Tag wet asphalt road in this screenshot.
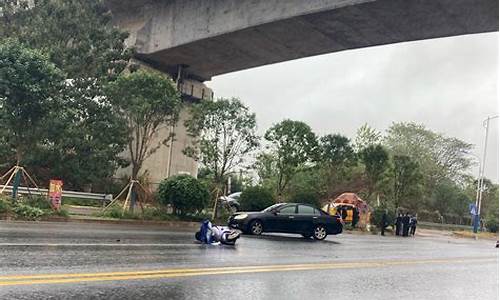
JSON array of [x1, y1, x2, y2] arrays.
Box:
[[0, 221, 497, 300]]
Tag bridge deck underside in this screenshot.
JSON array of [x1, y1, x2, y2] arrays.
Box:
[[136, 0, 498, 81]]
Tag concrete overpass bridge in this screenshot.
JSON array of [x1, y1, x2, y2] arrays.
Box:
[[107, 0, 498, 183], [110, 0, 497, 83]]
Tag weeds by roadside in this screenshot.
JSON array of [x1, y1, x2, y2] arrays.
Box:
[[452, 230, 498, 240], [0, 196, 69, 221], [95, 204, 211, 223]]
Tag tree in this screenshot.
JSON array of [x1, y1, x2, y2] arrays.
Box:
[[184, 98, 259, 214], [390, 155, 423, 212], [106, 70, 181, 180], [290, 190, 321, 207], [0, 40, 63, 164], [354, 123, 382, 152], [318, 134, 357, 196], [385, 122, 473, 185], [240, 186, 275, 211], [1, 0, 131, 81], [1, 0, 133, 189], [286, 167, 324, 206], [158, 175, 210, 216], [431, 179, 468, 217], [263, 120, 318, 201], [319, 134, 356, 168], [359, 145, 390, 201]]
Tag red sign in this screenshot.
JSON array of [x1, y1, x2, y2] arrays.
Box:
[[49, 180, 63, 211]]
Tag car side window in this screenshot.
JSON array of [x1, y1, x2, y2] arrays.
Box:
[[313, 208, 322, 216], [278, 205, 296, 214], [297, 205, 316, 215]]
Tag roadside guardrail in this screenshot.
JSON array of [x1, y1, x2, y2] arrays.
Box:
[[0, 185, 113, 206]]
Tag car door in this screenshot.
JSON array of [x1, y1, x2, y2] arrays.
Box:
[[293, 205, 321, 234], [266, 204, 297, 233]]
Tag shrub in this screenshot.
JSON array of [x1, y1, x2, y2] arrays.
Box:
[[158, 175, 210, 215], [240, 186, 275, 211], [63, 197, 103, 207], [418, 210, 442, 223], [53, 209, 69, 218], [0, 197, 11, 214], [12, 203, 45, 220], [442, 213, 465, 225], [24, 196, 52, 210], [289, 190, 320, 207], [485, 214, 499, 233]]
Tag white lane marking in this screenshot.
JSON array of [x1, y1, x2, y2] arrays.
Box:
[[0, 243, 200, 247]]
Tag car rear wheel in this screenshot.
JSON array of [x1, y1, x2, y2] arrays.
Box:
[[313, 225, 327, 240], [249, 220, 263, 235]]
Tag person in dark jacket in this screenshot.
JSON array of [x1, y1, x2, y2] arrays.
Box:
[[352, 208, 359, 228], [341, 207, 348, 220], [395, 213, 403, 236], [380, 210, 388, 236], [410, 215, 417, 236], [402, 213, 410, 237]]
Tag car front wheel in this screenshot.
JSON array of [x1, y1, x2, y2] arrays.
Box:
[[313, 225, 327, 240], [249, 220, 264, 235]]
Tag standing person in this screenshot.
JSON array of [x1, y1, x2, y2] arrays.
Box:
[[402, 213, 410, 237], [380, 209, 388, 236], [395, 213, 403, 236], [341, 207, 348, 221], [410, 215, 417, 236], [352, 208, 359, 228]]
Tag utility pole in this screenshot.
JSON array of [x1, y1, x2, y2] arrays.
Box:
[[465, 152, 482, 233], [475, 115, 498, 233]]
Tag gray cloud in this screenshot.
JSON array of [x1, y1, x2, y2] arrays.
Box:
[[206, 32, 498, 182]]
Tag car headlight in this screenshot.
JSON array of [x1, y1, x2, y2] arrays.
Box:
[[234, 214, 248, 220]]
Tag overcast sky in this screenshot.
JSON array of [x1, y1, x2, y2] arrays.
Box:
[[206, 32, 499, 183]]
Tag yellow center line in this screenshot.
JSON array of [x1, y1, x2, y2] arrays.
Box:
[[0, 257, 496, 287]]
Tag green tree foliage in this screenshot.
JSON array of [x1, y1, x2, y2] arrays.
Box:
[[197, 167, 246, 195], [158, 175, 210, 216], [354, 123, 382, 152], [240, 186, 275, 211], [263, 120, 318, 200], [390, 155, 423, 212], [106, 70, 181, 179], [317, 134, 356, 198], [431, 179, 470, 217], [359, 145, 390, 200], [0, 0, 131, 80], [0, 40, 63, 164], [319, 134, 356, 167], [385, 122, 473, 185], [485, 196, 498, 233], [371, 206, 395, 227], [289, 190, 321, 207], [0, 0, 133, 189], [286, 168, 324, 206], [184, 98, 259, 195]]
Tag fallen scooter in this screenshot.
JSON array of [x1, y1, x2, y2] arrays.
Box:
[[195, 220, 241, 245]]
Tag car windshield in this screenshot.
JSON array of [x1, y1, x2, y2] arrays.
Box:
[[262, 203, 285, 212]]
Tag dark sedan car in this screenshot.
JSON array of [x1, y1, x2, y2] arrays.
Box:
[[228, 203, 343, 240]]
